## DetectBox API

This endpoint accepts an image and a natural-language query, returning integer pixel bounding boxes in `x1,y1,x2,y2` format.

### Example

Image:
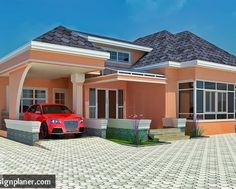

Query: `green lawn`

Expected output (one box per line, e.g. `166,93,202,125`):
108,138,159,146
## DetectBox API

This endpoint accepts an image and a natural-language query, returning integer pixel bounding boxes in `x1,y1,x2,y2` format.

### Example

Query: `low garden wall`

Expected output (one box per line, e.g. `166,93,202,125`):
84,119,108,138
5,119,41,145
106,119,151,142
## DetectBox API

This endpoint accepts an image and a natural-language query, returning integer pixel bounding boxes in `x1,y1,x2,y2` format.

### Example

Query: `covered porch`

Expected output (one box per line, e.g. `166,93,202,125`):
84,69,167,129
0,41,109,131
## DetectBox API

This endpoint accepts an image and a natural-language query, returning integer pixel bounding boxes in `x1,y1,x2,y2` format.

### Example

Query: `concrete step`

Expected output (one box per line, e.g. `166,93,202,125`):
149,128,189,142
150,128,184,135
156,135,190,141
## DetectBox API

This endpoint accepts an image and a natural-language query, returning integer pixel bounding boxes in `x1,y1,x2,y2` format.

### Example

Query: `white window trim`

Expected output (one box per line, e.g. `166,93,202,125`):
217,91,227,113
89,88,124,119
105,48,131,64
53,88,68,105
20,87,48,113
178,79,236,121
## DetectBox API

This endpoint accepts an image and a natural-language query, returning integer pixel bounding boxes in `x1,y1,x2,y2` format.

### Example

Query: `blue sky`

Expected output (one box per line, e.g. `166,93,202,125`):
0,0,236,57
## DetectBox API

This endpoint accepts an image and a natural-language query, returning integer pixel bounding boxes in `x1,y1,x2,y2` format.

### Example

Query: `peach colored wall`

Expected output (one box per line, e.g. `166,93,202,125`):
84,81,127,118
126,82,166,129
195,67,236,83
0,51,30,73
23,77,72,108
186,121,236,136
0,77,72,118
151,67,236,134
30,50,105,68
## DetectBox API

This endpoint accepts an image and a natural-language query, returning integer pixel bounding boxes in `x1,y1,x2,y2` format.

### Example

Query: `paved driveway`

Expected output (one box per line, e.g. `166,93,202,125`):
1,134,236,189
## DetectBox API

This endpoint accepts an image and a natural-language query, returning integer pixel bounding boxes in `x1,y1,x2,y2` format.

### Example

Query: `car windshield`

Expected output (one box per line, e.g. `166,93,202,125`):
42,105,72,114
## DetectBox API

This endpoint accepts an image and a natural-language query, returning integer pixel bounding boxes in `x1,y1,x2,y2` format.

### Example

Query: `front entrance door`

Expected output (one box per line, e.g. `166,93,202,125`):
97,90,106,118
109,90,117,118
88,88,124,119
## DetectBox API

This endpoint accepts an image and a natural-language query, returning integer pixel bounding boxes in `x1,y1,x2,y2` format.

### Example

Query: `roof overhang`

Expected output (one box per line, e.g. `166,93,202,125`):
87,36,153,52
85,70,166,85
0,41,110,65
134,60,236,73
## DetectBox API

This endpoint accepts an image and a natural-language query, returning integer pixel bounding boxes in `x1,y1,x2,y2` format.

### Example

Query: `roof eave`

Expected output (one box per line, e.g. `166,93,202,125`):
134,60,236,73
87,36,153,52
0,41,110,65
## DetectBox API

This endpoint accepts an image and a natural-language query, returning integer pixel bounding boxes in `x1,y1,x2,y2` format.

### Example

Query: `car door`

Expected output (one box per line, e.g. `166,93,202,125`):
31,105,43,121
24,105,36,120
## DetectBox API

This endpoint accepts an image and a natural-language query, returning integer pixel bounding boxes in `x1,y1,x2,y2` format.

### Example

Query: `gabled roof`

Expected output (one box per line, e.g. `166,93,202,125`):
133,30,236,68
34,26,104,52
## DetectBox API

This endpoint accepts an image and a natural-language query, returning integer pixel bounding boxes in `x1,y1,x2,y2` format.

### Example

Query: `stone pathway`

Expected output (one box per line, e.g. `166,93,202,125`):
1,134,236,188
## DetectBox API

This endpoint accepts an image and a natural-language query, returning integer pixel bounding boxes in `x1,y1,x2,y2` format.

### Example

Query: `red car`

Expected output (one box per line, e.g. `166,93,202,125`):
24,103,84,138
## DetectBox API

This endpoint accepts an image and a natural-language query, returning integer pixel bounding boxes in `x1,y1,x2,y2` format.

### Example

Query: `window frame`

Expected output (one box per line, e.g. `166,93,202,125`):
105,48,131,64
179,79,236,121
177,80,194,120
88,88,124,119
20,87,48,113
53,88,67,105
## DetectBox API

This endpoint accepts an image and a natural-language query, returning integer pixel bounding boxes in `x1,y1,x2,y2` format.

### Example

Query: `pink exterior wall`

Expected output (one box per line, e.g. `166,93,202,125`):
0,77,72,121
152,67,236,135
23,77,72,107
126,82,166,129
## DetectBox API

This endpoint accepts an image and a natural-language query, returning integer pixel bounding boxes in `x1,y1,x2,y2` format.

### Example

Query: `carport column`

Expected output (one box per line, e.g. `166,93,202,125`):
71,73,85,116
9,65,31,119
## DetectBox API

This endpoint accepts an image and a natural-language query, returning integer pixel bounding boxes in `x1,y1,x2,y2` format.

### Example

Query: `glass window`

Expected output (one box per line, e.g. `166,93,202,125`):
197,90,203,113
205,114,215,119
42,105,72,114
217,114,227,119
89,88,96,118
20,89,47,113
107,49,130,64
205,82,216,89
217,92,227,112
179,90,193,113
89,88,96,106
89,107,96,118
118,52,129,63
228,92,234,113
228,84,234,91
35,90,46,98
179,82,193,89
217,83,227,90
23,89,33,98
107,50,117,61
196,81,203,89
54,92,65,104
205,91,215,112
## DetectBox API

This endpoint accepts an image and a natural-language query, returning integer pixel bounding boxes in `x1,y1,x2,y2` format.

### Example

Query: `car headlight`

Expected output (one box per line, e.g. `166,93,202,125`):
51,119,61,124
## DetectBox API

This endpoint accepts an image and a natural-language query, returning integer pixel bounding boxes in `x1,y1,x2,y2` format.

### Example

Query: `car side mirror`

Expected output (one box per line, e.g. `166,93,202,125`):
35,111,42,114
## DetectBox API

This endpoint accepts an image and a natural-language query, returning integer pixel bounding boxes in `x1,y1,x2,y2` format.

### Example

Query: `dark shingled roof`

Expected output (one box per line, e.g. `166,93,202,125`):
133,30,236,67
34,26,104,52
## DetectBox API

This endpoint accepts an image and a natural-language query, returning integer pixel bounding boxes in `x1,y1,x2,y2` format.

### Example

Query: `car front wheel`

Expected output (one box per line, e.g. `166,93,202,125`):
40,122,49,139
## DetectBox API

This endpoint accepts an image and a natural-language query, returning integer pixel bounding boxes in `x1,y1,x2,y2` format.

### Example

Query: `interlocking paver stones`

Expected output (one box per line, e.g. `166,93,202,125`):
1,134,236,189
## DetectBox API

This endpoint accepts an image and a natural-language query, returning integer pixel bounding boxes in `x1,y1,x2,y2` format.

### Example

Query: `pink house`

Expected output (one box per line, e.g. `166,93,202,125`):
1,26,236,136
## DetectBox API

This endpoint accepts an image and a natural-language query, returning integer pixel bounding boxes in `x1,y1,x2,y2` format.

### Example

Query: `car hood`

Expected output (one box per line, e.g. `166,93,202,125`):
44,114,82,120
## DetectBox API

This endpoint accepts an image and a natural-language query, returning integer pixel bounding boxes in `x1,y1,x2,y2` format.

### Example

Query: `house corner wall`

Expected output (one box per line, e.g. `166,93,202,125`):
126,82,165,129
